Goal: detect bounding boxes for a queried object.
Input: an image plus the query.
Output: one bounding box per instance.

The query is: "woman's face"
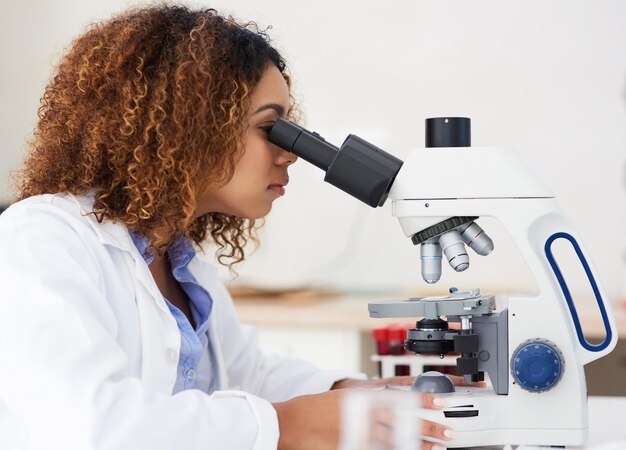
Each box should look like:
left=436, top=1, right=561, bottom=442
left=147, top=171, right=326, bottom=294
left=195, top=65, right=297, bottom=219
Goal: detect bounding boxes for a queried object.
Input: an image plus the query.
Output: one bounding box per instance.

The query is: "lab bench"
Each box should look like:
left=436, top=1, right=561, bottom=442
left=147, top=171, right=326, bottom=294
left=232, top=293, right=626, bottom=396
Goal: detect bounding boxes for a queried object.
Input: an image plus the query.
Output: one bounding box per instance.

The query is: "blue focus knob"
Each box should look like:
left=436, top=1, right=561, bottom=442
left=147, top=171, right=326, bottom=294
left=511, top=339, right=564, bottom=393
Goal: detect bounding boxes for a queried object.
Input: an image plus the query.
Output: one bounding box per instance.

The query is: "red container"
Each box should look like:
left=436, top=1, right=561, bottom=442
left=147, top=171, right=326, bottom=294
left=387, top=324, right=408, bottom=355
left=372, top=327, right=389, bottom=355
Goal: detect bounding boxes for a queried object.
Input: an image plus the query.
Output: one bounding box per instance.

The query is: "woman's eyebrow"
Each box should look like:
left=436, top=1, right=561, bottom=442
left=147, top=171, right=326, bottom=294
left=252, top=103, right=285, bottom=116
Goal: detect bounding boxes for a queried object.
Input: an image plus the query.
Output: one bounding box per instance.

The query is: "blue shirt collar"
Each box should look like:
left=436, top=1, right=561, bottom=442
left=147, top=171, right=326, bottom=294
left=130, top=232, right=196, bottom=270
left=130, top=232, right=154, bottom=264
left=168, top=234, right=196, bottom=269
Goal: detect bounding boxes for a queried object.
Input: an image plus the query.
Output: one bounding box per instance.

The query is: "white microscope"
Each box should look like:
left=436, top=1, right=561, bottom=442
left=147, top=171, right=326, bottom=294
left=268, top=117, right=617, bottom=448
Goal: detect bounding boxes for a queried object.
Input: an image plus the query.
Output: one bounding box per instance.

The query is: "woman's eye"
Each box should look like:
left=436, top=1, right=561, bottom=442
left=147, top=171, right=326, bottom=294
left=259, top=123, right=274, bottom=134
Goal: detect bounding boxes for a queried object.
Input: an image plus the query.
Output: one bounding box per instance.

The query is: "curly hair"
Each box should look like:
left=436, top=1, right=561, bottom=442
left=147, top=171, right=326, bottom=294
left=16, top=5, right=297, bottom=266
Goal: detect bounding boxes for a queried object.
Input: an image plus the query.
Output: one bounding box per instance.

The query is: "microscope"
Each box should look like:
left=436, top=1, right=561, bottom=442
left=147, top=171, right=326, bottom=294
left=268, top=117, right=617, bottom=448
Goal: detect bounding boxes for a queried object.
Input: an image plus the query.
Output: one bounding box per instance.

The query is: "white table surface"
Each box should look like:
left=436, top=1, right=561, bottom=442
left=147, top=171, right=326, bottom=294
left=504, top=396, right=626, bottom=449
left=585, top=396, right=626, bottom=448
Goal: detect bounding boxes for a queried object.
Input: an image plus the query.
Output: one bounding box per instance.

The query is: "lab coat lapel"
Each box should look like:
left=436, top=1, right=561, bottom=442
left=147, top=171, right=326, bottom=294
left=130, top=252, right=180, bottom=393
left=71, top=194, right=180, bottom=393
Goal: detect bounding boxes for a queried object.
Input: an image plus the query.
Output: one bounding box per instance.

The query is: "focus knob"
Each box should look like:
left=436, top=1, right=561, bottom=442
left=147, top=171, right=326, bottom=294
left=511, top=339, right=564, bottom=393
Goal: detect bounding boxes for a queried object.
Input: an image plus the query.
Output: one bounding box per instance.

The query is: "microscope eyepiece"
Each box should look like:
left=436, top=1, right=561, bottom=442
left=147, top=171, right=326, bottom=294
left=268, top=119, right=337, bottom=171
left=268, top=118, right=403, bottom=207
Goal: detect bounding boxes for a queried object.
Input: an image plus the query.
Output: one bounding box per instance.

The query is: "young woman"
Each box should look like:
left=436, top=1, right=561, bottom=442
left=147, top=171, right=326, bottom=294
left=0, top=5, right=467, bottom=449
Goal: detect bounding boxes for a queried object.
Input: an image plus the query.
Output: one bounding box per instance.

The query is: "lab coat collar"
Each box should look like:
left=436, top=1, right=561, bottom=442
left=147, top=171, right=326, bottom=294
left=68, top=193, right=218, bottom=291
left=70, top=193, right=138, bottom=252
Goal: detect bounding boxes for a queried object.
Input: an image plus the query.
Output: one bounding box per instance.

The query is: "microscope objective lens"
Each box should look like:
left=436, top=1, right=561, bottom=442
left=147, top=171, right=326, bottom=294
left=460, top=222, right=494, bottom=256
left=420, top=242, right=442, bottom=283
left=439, top=230, right=470, bottom=272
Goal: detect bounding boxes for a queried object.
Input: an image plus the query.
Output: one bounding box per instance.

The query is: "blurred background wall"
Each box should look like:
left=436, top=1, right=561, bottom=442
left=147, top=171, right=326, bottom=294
left=1, top=0, right=625, bottom=302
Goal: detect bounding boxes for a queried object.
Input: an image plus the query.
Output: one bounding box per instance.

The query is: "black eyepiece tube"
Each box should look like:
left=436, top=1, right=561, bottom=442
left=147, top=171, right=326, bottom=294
left=268, top=119, right=338, bottom=171
left=268, top=119, right=403, bottom=207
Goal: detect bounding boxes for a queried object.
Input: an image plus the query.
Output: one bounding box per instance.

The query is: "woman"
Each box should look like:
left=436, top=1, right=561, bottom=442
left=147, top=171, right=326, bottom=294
left=0, top=5, right=463, bottom=449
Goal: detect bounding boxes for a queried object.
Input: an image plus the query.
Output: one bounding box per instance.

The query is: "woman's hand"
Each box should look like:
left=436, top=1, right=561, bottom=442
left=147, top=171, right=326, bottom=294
left=273, top=389, right=454, bottom=450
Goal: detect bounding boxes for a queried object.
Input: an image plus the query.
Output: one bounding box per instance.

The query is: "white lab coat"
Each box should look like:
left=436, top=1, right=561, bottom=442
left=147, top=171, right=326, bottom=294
left=0, top=193, right=361, bottom=449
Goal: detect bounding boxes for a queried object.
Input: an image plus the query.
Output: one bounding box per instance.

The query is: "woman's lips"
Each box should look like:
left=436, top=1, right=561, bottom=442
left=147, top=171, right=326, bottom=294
left=268, top=184, right=286, bottom=196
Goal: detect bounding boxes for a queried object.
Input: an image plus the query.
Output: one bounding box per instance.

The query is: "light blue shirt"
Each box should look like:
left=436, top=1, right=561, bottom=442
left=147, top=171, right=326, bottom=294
left=131, top=232, right=216, bottom=394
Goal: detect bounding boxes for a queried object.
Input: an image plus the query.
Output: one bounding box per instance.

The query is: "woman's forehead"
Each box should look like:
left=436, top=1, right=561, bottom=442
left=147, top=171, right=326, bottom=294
left=249, top=66, right=290, bottom=114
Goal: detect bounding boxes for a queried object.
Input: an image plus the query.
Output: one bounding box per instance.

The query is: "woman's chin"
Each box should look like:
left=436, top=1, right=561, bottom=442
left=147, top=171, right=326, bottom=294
left=241, top=204, right=273, bottom=220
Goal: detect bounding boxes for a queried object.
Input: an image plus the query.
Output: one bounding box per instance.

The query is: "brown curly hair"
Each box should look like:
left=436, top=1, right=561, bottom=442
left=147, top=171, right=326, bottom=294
left=16, top=5, right=298, bottom=266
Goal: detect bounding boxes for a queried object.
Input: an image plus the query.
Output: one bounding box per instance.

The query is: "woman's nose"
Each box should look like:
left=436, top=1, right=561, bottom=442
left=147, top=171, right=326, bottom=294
left=274, top=146, right=298, bottom=166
